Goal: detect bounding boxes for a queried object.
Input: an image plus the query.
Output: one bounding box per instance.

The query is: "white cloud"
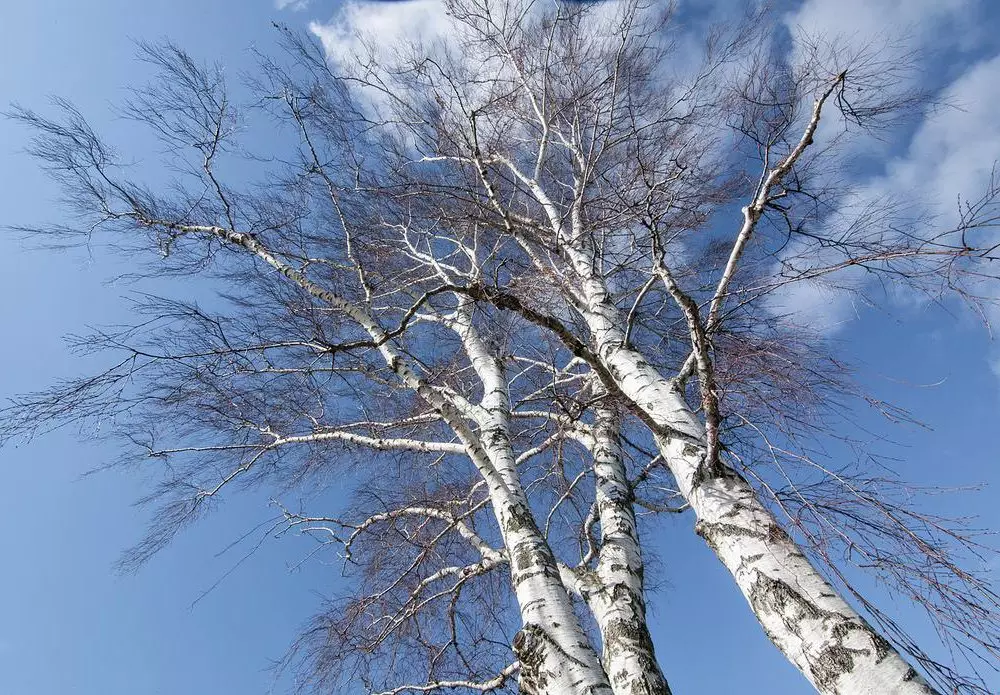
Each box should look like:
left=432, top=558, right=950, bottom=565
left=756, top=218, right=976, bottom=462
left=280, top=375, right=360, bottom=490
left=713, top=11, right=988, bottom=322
left=767, top=54, right=1000, bottom=336
left=765, top=276, right=862, bottom=332
left=306, top=0, right=663, bottom=146
left=275, top=0, right=310, bottom=11
left=785, top=0, right=973, bottom=45
left=306, top=0, right=457, bottom=135
left=890, top=54, right=1000, bottom=348
left=308, top=1, right=668, bottom=83
left=765, top=1, right=999, bottom=337
left=306, top=1, right=999, bottom=352
left=781, top=0, right=978, bottom=154
left=879, top=54, right=1000, bottom=217
left=309, top=0, right=452, bottom=68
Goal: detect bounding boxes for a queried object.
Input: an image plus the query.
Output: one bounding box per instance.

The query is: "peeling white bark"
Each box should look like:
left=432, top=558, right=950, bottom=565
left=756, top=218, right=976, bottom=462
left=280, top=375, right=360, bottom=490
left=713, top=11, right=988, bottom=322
left=497, top=499, right=613, bottom=695
left=577, top=273, right=936, bottom=694
left=450, top=302, right=613, bottom=695
left=588, top=399, right=672, bottom=695
left=665, top=436, right=935, bottom=694
left=487, top=121, right=936, bottom=691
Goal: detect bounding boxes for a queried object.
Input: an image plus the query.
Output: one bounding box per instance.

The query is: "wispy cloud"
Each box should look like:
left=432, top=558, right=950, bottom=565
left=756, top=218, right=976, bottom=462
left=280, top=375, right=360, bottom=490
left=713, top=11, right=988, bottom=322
left=786, top=0, right=976, bottom=47
left=275, top=0, right=310, bottom=12
left=765, top=53, right=1000, bottom=334
left=879, top=54, right=1000, bottom=218
left=309, top=0, right=451, bottom=66
left=766, top=0, right=1000, bottom=337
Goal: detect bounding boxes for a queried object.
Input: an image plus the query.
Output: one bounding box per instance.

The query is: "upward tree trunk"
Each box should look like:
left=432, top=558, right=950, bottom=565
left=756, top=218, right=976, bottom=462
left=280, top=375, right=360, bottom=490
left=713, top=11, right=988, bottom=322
left=496, top=500, right=613, bottom=695
left=451, top=302, right=613, bottom=695
left=589, top=398, right=672, bottom=695
left=578, top=275, right=937, bottom=695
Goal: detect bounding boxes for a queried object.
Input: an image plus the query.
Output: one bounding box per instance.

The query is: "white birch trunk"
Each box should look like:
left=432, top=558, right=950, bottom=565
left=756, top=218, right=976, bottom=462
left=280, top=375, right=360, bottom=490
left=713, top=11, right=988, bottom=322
left=451, top=303, right=614, bottom=695
left=588, top=398, right=672, bottom=695
left=497, top=500, right=613, bottom=695
left=576, top=271, right=936, bottom=695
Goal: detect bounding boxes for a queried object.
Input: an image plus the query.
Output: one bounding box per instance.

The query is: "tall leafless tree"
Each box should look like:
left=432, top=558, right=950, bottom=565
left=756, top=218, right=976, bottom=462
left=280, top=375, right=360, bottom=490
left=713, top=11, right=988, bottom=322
left=5, top=2, right=1000, bottom=694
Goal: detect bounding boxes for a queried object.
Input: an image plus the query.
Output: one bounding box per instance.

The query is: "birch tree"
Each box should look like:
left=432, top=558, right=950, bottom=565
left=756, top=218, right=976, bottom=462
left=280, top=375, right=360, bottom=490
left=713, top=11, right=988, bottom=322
left=5, top=2, right=1000, bottom=694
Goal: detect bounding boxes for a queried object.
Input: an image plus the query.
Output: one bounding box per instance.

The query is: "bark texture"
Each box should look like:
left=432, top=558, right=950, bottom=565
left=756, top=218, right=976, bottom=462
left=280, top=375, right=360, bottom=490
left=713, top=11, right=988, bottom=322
left=589, top=399, right=672, bottom=695
left=501, top=501, right=612, bottom=695
left=580, top=275, right=936, bottom=694
left=454, top=302, right=614, bottom=695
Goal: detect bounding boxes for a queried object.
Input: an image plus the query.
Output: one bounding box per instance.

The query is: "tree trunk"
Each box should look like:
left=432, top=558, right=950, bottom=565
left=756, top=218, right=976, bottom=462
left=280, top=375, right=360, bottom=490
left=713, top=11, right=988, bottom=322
left=589, top=398, right=672, bottom=695
left=452, top=302, right=613, bottom=695
left=499, top=500, right=613, bottom=695
left=579, top=275, right=937, bottom=695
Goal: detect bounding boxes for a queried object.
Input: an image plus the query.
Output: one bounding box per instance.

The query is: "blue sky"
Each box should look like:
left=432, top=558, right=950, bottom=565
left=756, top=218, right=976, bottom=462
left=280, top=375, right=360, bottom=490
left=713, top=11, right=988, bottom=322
left=1, top=1, right=999, bottom=694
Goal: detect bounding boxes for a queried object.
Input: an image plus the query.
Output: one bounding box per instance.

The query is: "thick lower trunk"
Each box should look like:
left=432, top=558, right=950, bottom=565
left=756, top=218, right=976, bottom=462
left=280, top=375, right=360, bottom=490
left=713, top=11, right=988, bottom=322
left=485, top=418, right=611, bottom=694
left=447, top=305, right=612, bottom=694
left=590, top=589, right=671, bottom=695
left=578, top=276, right=935, bottom=694
left=499, top=502, right=613, bottom=695
left=659, top=438, right=934, bottom=695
